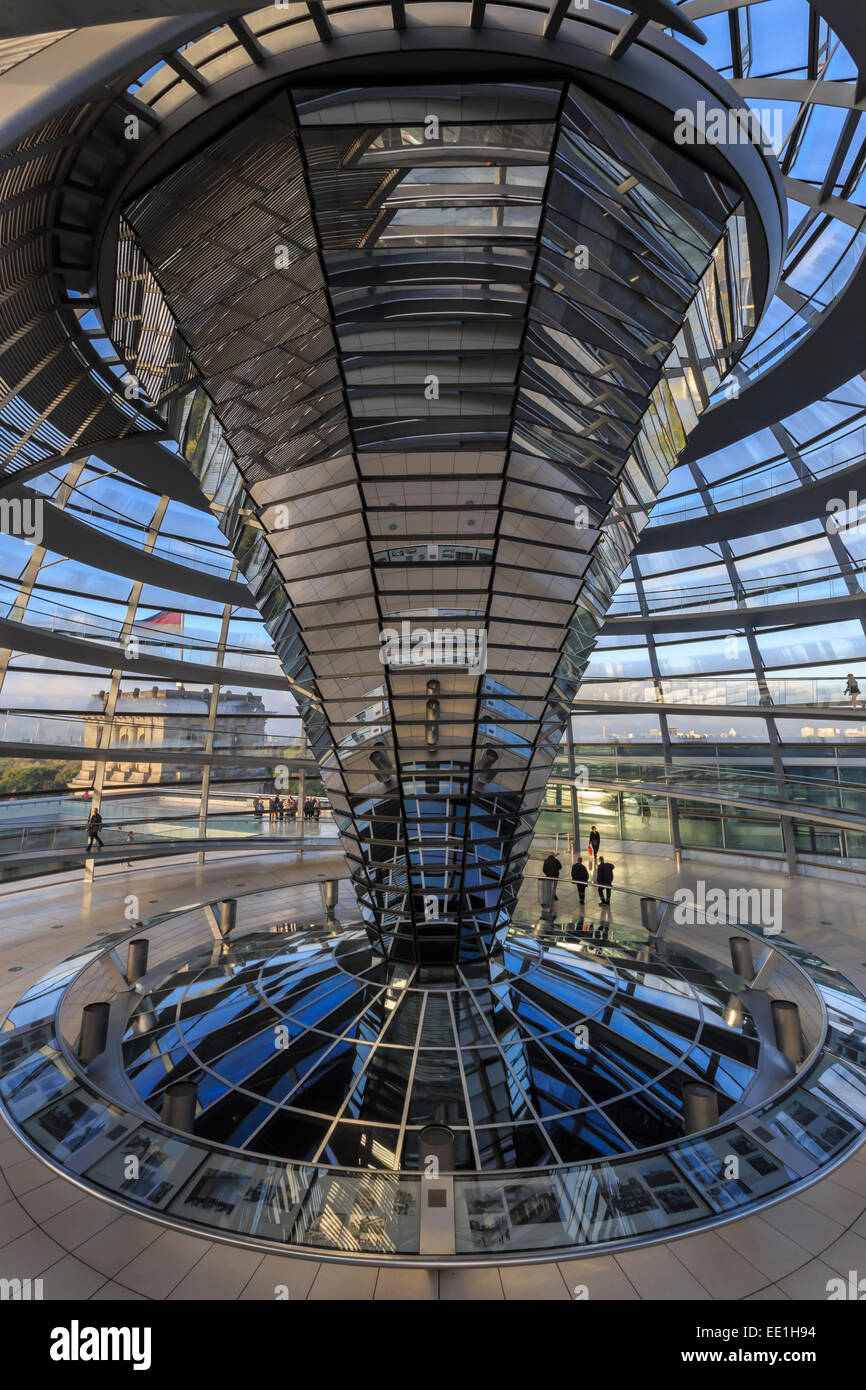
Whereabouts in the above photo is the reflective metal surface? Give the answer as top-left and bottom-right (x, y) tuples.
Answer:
(120, 79), (756, 962)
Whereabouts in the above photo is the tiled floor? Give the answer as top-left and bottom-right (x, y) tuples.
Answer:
(1, 849), (865, 1299)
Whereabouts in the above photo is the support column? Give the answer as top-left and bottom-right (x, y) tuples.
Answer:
(78, 1002), (110, 1063)
(566, 718), (580, 857)
(163, 1081), (197, 1131)
(219, 898), (237, 937)
(197, 575), (234, 866)
(729, 935), (755, 980)
(683, 1081), (719, 1134)
(126, 938), (149, 984)
(772, 999), (804, 1064)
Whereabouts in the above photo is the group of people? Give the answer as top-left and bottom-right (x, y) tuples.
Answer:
(252, 794), (321, 822)
(542, 824), (615, 908)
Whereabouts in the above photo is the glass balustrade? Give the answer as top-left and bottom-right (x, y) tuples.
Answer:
(576, 677), (864, 708)
(608, 562), (866, 616)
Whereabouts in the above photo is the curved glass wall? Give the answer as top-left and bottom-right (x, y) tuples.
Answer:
(0, 449), (316, 873)
(562, 0), (866, 876)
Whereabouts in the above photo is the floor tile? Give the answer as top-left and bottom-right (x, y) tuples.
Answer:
(0, 1226), (67, 1277)
(439, 1267), (504, 1301)
(238, 1254), (319, 1301)
(571, 1257), (640, 1301)
(41, 1253), (108, 1300)
(670, 1234), (767, 1295)
(716, 1213), (811, 1280)
(167, 1244), (262, 1300)
(828, 1161), (866, 1199)
(43, 1195), (124, 1249)
(499, 1263), (570, 1300)
(72, 1214), (162, 1278)
(778, 1258), (842, 1301)
(0, 1198), (35, 1245)
(614, 1243), (711, 1301)
(798, 1179), (866, 1226)
(19, 1177), (86, 1225)
(5, 1158), (56, 1198)
(116, 1230), (212, 1298)
(307, 1263), (379, 1300)
(374, 1268), (439, 1300)
(760, 1196), (846, 1255)
(816, 1227), (866, 1280)
(89, 1281), (148, 1301)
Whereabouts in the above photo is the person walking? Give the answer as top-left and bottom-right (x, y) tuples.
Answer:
(588, 825), (600, 869)
(596, 855), (614, 906)
(268, 796), (277, 825)
(313, 798), (321, 822)
(542, 850), (562, 900)
(571, 855), (588, 909)
(275, 795), (284, 822)
(86, 807), (104, 851)
(845, 673), (861, 710)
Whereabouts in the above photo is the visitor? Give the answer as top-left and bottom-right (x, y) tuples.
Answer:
(86, 807), (104, 851)
(588, 825), (600, 868)
(571, 855), (588, 907)
(275, 794), (284, 822)
(124, 830), (134, 868)
(313, 798), (320, 821)
(845, 673), (861, 710)
(596, 855), (614, 906)
(542, 850), (562, 900)
(268, 796), (277, 824)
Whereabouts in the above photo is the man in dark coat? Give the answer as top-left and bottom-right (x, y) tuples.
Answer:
(86, 808), (104, 851)
(571, 855), (589, 907)
(542, 851), (562, 900)
(596, 855), (614, 906)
